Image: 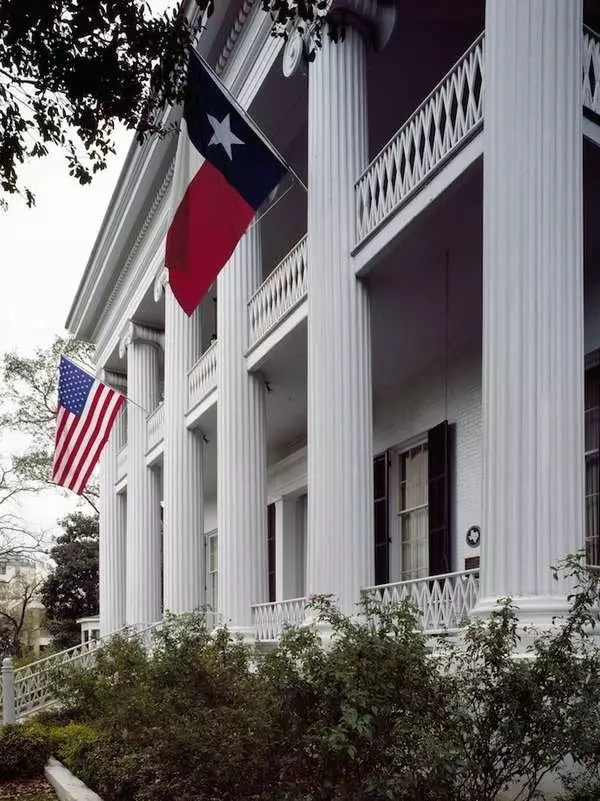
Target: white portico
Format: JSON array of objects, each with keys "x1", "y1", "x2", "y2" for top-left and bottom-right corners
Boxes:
[{"x1": 66, "y1": 0, "x2": 600, "y2": 640}]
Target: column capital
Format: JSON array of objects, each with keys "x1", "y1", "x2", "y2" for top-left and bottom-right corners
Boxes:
[
  {"x1": 153, "y1": 268, "x2": 168, "y2": 302},
  {"x1": 118, "y1": 321, "x2": 164, "y2": 359},
  {"x1": 282, "y1": 0, "x2": 394, "y2": 76},
  {"x1": 100, "y1": 369, "x2": 127, "y2": 391}
]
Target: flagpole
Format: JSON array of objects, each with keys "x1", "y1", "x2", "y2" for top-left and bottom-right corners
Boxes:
[
  {"x1": 192, "y1": 49, "x2": 308, "y2": 194},
  {"x1": 60, "y1": 356, "x2": 150, "y2": 415}
]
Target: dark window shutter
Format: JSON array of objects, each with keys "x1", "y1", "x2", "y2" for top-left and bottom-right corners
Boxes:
[
  {"x1": 428, "y1": 421, "x2": 451, "y2": 576},
  {"x1": 267, "y1": 503, "x2": 276, "y2": 602},
  {"x1": 585, "y1": 362, "x2": 600, "y2": 565},
  {"x1": 374, "y1": 452, "x2": 390, "y2": 586}
]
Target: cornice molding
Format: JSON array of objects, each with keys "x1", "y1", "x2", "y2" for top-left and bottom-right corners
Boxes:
[
  {"x1": 119, "y1": 322, "x2": 165, "y2": 359},
  {"x1": 94, "y1": 158, "x2": 175, "y2": 345},
  {"x1": 216, "y1": 0, "x2": 256, "y2": 76}
]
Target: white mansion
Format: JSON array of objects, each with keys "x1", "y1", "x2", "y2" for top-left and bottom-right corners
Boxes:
[{"x1": 66, "y1": 0, "x2": 600, "y2": 641}]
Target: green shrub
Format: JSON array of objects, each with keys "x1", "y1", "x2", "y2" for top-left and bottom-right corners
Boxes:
[
  {"x1": 45, "y1": 558, "x2": 600, "y2": 801},
  {"x1": 0, "y1": 724, "x2": 51, "y2": 780}
]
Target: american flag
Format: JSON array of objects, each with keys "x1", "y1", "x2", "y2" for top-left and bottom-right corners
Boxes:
[{"x1": 52, "y1": 356, "x2": 125, "y2": 495}]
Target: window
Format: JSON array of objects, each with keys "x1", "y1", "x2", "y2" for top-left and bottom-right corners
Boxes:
[
  {"x1": 398, "y1": 443, "x2": 429, "y2": 581},
  {"x1": 386, "y1": 421, "x2": 451, "y2": 584},
  {"x1": 585, "y1": 360, "x2": 600, "y2": 565},
  {"x1": 206, "y1": 531, "x2": 218, "y2": 615}
]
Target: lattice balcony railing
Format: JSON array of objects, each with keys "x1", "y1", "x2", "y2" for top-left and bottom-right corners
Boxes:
[
  {"x1": 252, "y1": 597, "x2": 307, "y2": 641},
  {"x1": 188, "y1": 340, "x2": 218, "y2": 411},
  {"x1": 355, "y1": 33, "x2": 484, "y2": 246},
  {"x1": 4, "y1": 621, "x2": 164, "y2": 721},
  {"x1": 248, "y1": 236, "x2": 307, "y2": 348},
  {"x1": 364, "y1": 570, "x2": 480, "y2": 633},
  {"x1": 584, "y1": 26, "x2": 600, "y2": 118},
  {"x1": 146, "y1": 401, "x2": 165, "y2": 452},
  {"x1": 116, "y1": 445, "x2": 127, "y2": 481}
]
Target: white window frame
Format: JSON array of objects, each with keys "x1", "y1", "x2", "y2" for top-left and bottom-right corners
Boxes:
[
  {"x1": 205, "y1": 530, "x2": 218, "y2": 618},
  {"x1": 389, "y1": 436, "x2": 430, "y2": 582}
]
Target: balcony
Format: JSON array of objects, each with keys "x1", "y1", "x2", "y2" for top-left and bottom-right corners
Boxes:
[
  {"x1": 355, "y1": 34, "x2": 484, "y2": 252},
  {"x1": 116, "y1": 445, "x2": 127, "y2": 484},
  {"x1": 247, "y1": 236, "x2": 307, "y2": 366},
  {"x1": 146, "y1": 401, "x2": 165, "y2": 457},
  {"x1": 355, "y1": 25, "x2": 600, "y2": 270},
  {"x1": 584, "y1": 26, "x2": 600, "y2": 119},
  {"x1": 252, "y1": 597, "x2": 307, "y2": 642},
  {"x1": 188, "y1": 340, "x2": 218, "y2": 415},
  {"x1": 363, "y1": 569, "x2": 480, "y2": 634}
]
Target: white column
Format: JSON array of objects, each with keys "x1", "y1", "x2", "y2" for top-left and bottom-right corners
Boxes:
[
  {"x1": 98, "y1": 370, "x2": 127, "y2": 636},
  {"x1": 119, "y1": 322, "x2": 164, "y2": 626},
  {"x1": 479, "y1": 0, "x2": 584, "y2": 623},
  {"x1": 217, "y1": 224, "x2": 268, "y2": 632},
  {"x1": 306, "y1": 24, "x2": 374, "y2": 614},
  {"x1": 162, "y1": 275, "x2": 205, "y2": 614},
  {"x1": 275, "y1": 498, "x2": 299, "y2": 601}
]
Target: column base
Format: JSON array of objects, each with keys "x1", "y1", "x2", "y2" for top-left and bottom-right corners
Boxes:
[
  {"x1": 302, "y1": 614, "x2": 336, "y2": 647},
  {"x1": 472, "y1": 594, "x2": 570, "y2": 628},
  {"x1": 217, "y1": 624, "x2": 257, "y2": 644}
]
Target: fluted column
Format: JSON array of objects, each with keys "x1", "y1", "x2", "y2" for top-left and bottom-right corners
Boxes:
[
  {"x1": 217, "y1": 224, "x2": 268, "y2": 632},
  {"x1": 99, "y1": 370, "x2": 127, "y2": 636},
  {"x1": 156, "y1": 268, "x2": 205, "y2": 613},
  {"x1": 119, "y1": 322, "x2": 164, "y2": 626},
  {"x1": 478, "y1": 0, "x2": 584, "y2": 623},
  {"x1": 306, "y1": 24, "x2": 373, "y2": 613}
]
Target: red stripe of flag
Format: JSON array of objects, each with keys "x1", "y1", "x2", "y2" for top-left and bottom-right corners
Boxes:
[
  {"x1": 53, "y1": 383, "x2": 107, "y2": 486},
  {"x1": 71, "y1": 394, "x2": 125, "y2": 495}
]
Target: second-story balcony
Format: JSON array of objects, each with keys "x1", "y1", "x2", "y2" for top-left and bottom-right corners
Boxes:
[
  {"x1": 116, "y1": 444, "x2": 127, "y2": 484},
  {"x1": 247, "y1": 235, "x2": 307, "y2": 368},
  {"x1": 146, "y1": 401, "x2": 165, "y2": 461},
  {"x1": 188, "y1": 339, "x2": 218, "y2": 418},
  {"x1": 354, "y1": 24, "x2": 600, "y2": 272}
]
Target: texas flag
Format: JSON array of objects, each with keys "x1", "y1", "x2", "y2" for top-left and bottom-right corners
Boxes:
[{"x1": 165, "y1": 50, "x2": 287, "y2": 315}]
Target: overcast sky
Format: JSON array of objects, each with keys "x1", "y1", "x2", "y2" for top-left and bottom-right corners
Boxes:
[
  {"x1": 0, "y1": 130, "x2": 132, "y2": 538},
  {"x1": 0, "y1": 1, "x2": 179, "y2": 540}
]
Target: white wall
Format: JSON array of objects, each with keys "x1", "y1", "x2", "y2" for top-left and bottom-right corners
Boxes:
[{"x1": 373, "y1": 344, "x2": 482, "y2": 576}]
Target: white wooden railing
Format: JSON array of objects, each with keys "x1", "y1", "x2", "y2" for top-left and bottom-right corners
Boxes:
[
  {"x1": 252, "y1": 597, "x2": 307, "y2": 641},
  {"x1": 146, "y1": 401, "x2": 165, "y2": 452},
  {"x1": 364, "y1": 569, "x2": 480, "y2": 633},
  {"x1": 248, "y1": 236, "x2": 307, "y2": 348},
  {"x1": 188, "y1": 341, "x2": 218, "y2": 410},
  {"x1": 1, "y1": 621, "x2": 163, "y2": 722},
  {"x1": 116, "y1": 445, "x2": 127, "y2": 482},
  {"x1": 584, "y1": 26, "x2": 600, "y2": 118},
  {"x1": 355, "y1": 33, "x2": 484, "y2": 246}
]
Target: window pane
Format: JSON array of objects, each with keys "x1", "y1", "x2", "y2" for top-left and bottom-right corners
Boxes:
[{"x1": 399, "y1": 445, "x2": 429, "y2": 581}]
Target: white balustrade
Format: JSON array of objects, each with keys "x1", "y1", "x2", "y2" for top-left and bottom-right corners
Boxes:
[
  {"x1": 146, "y1": 401, "x2": 165, "y2": 452},
  {"x1": 3, "y1": 621, "x2": 163, "y2": 721},
  {"x1": 188, "y1": 340, "x2": 218, "y2": 410},
  {"x1": 248, "y1": 236, "x2": 307, "y2": 347},
  {"x1": 252, "y1": 597, "x2": 307, "y2": 641},
  {"x1": 355, "y1": 34, "x2": 484, "y2": 245},
  {"x1": 584, "y1": 26, "x2": 600, "y2": 118},
  {"x1": 116, "y1": 445, "x2": 127, "y2": 481},
  {"x1": 364, "y1": 570, "x2": 480, "y2": 633}
]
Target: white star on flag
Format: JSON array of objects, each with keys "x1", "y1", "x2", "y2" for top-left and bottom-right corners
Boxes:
[{"x1": 207, "y1": 113, "x2": 244, "y2": 160}]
